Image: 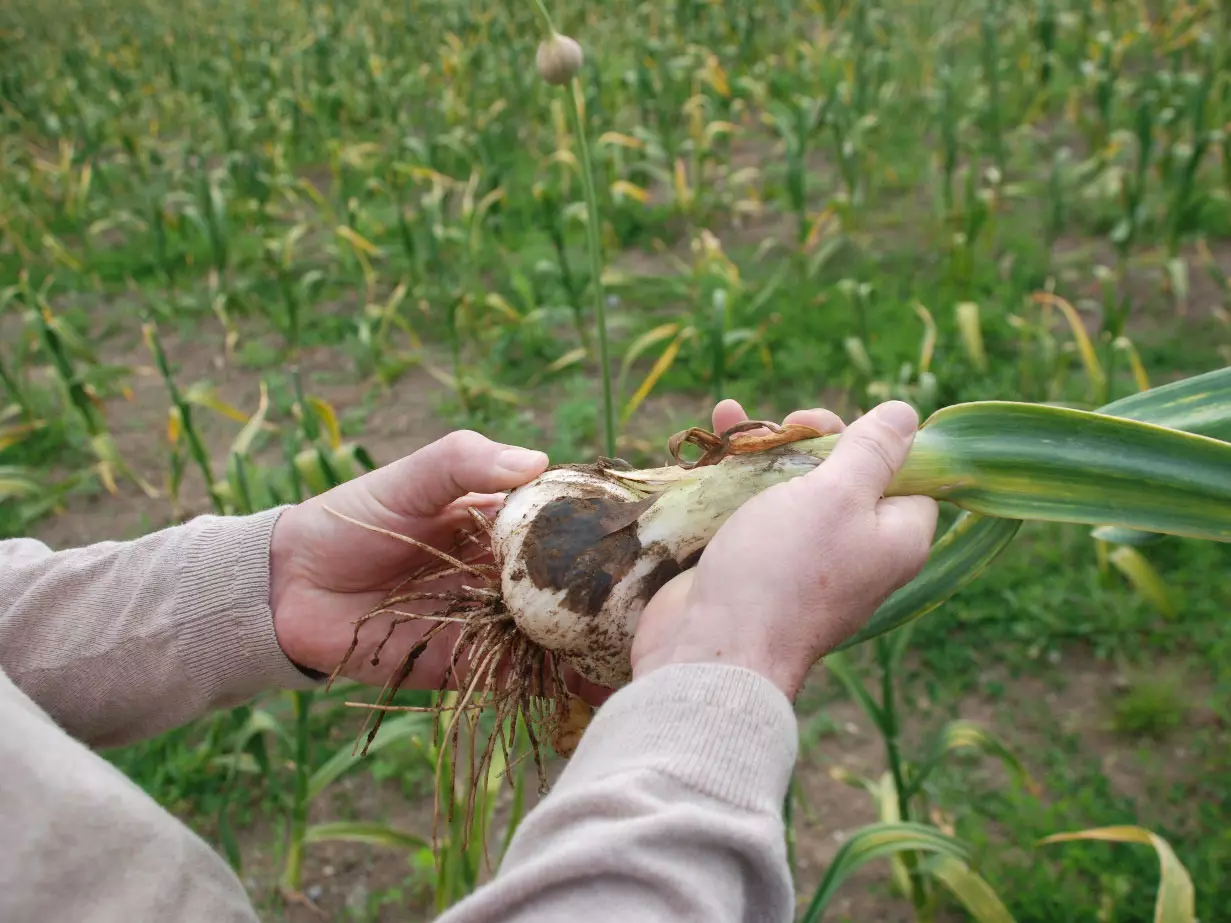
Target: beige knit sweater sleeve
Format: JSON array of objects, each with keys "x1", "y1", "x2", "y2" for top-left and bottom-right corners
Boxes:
[
  {"x1": 0, "y1": 508, "x2": 315, "y2": 748},
  {"x1": 0, "y1": 514, "x2": 798, "y2": 923},
  {"x1": 440, "y1": 663, "x2": 799, "y2": 923}
]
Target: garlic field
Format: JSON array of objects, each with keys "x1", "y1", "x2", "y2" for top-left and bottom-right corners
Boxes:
[{"x1": 2, "y1": 0, "x2": 1230, "y2": 920}]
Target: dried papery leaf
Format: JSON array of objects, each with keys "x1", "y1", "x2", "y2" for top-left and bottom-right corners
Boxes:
[
  {"x1": 551, "y1": 694, "x2": 593, "y2": 757},
  {"x1": 668, "y1": 420, "x2": 825, "y2": 469},
  {"x1": 1032, "y1": 292, "x2": 1105, "y2": 400}
]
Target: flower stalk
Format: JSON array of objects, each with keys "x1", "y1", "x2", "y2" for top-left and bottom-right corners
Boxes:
[
  {"x1": 566, "y1": 88, "x2": 616, "y2": 457},
  {"x1": 528, "y1": 1, "x2": 616, "y2": 456}
]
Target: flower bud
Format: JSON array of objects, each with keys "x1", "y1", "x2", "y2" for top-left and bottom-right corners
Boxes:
[{"x1": 536, "y1": 33, "x2": 583, "y2": 86}]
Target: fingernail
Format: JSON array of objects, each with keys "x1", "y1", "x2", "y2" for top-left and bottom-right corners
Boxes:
[
  {"x1": 878, "y1": 401, "x2": 919, "y2": 437},
  {"x1": 498, "y1": 447, "x2": 549, "y2": 476}
]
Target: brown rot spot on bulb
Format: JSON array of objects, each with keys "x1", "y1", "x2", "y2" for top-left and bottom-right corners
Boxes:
[
  {"x1": 680, "y1": 547, "x2": 704, "y2": 570},
  {"x1": 636, "y1": 544, "x2": 707, "y2": 604},
  {"x1": 640, "y1": 553, "x2": 682, "y2": 600},
  {"x1": 522, "y1": 495, "x2": 643, "y2": 616}
]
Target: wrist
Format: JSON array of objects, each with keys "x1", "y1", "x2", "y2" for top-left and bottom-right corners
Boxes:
[
  {"x1": 175, "y1": 508, "x2": 320, "y2": 704},
  {"x1": 632, "y1": 639, "x2": 803, "y2": 701},
  {"x1": 634, "y1": 576, "x2": 809, "y2": 700},
  {"x1": 562, "y1": 662, "x2": 799, "y2": 815},
  {"x1": 268, "y1": 505, "x2": 297, "y2": 621},
  {"x1": 267, "y1": 506, "x2": 321, "y2": 678}
]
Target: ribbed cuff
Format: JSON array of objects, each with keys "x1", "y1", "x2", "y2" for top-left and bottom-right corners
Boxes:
[
  {"x1": 175, "y1": 507, "x2": 321, "y2": 710},
  {"x1": 557, "y1": 663, "x2": 798, "y2": 814}
]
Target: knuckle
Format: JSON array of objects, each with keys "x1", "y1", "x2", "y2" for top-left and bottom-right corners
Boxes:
[
  {"x1": 851, "y1": 426, "x2": 900, "y2": 480},
  {"x1": 901, "y1": 526, "x2": 935, "y2": 568},
  {"x1": 908, "y1": 528, "x2": 933, "y2": 563},
  {"x1": 440, "y1": 429, "x2": 487, "y2": 456},
  {"x1": 813, "y1": 472, "x2": 864, "y2": 518},
  {"x1": 824, "y1": 471, "x2": 860, "y2": 502}
]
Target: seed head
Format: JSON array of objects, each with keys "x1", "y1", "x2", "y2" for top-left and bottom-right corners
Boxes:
[{"x1": 536, "y1": 33, "x2": 583, "y2": 86}]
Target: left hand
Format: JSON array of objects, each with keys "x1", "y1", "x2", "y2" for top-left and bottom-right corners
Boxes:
[{"x1": 269, "y1": 430, "x2": 555, "y2": 691}]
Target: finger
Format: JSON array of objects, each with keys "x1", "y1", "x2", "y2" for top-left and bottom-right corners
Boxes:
[
  {"x1": 814, "y1": 401, "x2": 920, "y2": 505},
  {"x1": 712, "y1": 398, "x2": 748, "y2": 433},
  {"x1": 368, "y1": 430, "x2": 549, "y2": 519},
  {"x1": 874, "y1": 495, "x2": 940, "y2": 579},
  {"x1": 783, "y1": 407, "x2": 845, "y2": 434},
  {"x1": 443, "y1": 492, "x2": 507, "y2": 520}
]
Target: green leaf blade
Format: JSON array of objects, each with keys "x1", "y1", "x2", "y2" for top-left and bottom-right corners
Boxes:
[
  {"x1": 910, "y1": 402, "x2": 1231, "y2": 542},
  {"x1": 801, "y1": 822, "x2": 970, "y2": 923},
  {"x1": 0, "y1": 466, "x2": 41, "y2": 501},
  {"x1": 848, "y1": 366, "x2": 1231, "y2": 647},
  {"x1": 303, "y1": 820, "x2": 429, "y2": 852},
  {"x1": 842, "y1": 513, "x2": 1021, "y2": 650},
  {"x1": 1099, "y1": 365, "x2": 1231, "y2": 441},
  {"x1": 307, "y1": 713, "x2": 431, "y2": 803}
]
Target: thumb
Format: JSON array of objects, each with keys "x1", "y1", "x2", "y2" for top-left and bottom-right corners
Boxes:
[
  {"x1": 367, "y1": 430, "x2": 549, "y2": 519},
  {"x1": 815, "y1": 401, "x2": 920, "y2": 505}
]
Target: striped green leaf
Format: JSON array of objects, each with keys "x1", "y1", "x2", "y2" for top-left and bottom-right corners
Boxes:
[
  {"x1": 1099, "y1": 365, "x2": 1231, "y2": 441},
  {"x1": 307, "y1": 713, "x2": 431, "y2": 803},
  {"x1": 1090, "y1": 524, "x2": 1166, "y2": 546},
  {"x1": 892, "y1": 402, "x2": 1231, "y2": 541},
  {"x1": 895, "y1": 719, "x2": 1041, "y2": 801},
  {"x1": 1088, "y1": 366, "x2": 1231, "y2": 545},
  {"x1": 0, "y1": 466, "x2": 40, "y2": 501},
  {"x1": 824, "y1": 769, "x2": 912, "y2": 896},
  {"x1": 1106, "y1": 544, "x2": 1177, "y2": 619},
  {"x1": 842, "y1": 367, "x2": 1231, "y2": 648},
  {"x1": 842, "y1": 513, "x2": 1021, "y2": 649},
  {"x1": 303, "y1": 820, "x2": 428, "y2": 851},
  {"x1": 0, "y1": 420, "x2": 43, "y2": 453},
  {"x1": 821, "y1": 650, "x2": 884, "y2": 728}
]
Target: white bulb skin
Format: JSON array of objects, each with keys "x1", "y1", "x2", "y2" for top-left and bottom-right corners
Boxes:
[
  {"x1": 493, "y1": 466, "x2": 674, "y2": 687},
  {"x1": 493, "y1": 451, "x2": 822, "y2": 687}
]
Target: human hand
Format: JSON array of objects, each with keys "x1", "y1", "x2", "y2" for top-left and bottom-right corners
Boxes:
[
  {"x1": 268, "y1": 430, "x2": 553, "y2": 690},
  {"x1": 631, "y1": 400, "x2": 939, "y2": 700}
]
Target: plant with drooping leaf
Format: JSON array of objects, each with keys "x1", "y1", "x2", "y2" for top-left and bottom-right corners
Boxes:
[
  {"x1": 617, "y1": 229, "x2": 777, "y2": 423},
  {"x1": 17, "y1": 274, "x2": 154, "y2": 499},
  {"x1": 799, "y1": 625, "x2": 1033, "y2": 922}
]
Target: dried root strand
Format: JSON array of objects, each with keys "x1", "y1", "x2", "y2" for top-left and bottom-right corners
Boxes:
[
  {"x1": 322, "y1": 505, "x2": 493, "y2": 579},
  {"x1": 669, "y1": 420, "x2": 824, "y2": 469},
  {"x1": 323, "y1": 505, "x2": 575, "y2": 865}
]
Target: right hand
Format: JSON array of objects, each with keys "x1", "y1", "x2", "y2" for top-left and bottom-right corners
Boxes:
[{"x1": 631, "y1": 400, "x2": 939, "y2": 700}]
